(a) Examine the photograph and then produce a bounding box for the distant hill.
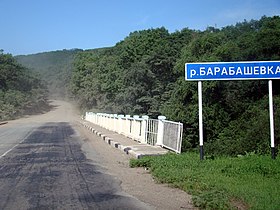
[16,49,83,98]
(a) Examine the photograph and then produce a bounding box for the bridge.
[84,112,183,154]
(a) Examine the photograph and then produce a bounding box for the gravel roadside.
[77,115,196,210]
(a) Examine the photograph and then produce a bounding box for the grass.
[130,152,280,210]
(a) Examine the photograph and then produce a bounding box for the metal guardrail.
[146,119,158,146]
[162,120,183,154]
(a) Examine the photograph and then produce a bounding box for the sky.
[0,0,279,55]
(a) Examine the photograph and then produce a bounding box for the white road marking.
[0,138,26,159]
[0,127,35,159]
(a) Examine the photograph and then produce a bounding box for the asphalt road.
[0,100,153,210]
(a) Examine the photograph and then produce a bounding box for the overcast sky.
[1,0,279,55]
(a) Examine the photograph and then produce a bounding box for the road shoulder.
[77,122,196,210]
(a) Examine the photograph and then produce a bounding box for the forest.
[70,16,280,156]
[14,16,280,156]
[0,50,48,120]
[16,49,82,99]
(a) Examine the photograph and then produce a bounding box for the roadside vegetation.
[0,51,48,120]
[130,153,280,210]
[69,16,280,156]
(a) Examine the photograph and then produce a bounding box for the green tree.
[0,51,48,120]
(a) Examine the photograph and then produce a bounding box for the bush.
[205,96,280,156]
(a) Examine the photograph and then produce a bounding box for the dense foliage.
[71,27,195,113]
[16,49,82,98]
[0,50,47,120]
[162,16,280,155]
[15,16,280,156]
[70,16,280,156]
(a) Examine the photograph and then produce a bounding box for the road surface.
[0,100,152,209]
[0,100,195,210]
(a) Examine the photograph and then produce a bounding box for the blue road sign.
[185,61,280,81]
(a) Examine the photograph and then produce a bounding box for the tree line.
[70,16,280,156]
[16,49,82,99]
[0,50,48,120]
[15,16,280,156]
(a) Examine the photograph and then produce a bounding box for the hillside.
[70,16,280,156]
[0,51,48,120]
[13,16,280,156]
[16,49,83,98]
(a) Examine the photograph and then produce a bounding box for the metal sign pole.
[268,80,276,159]
[198,81,204,160]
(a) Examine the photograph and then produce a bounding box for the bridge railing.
[84,112,183,153]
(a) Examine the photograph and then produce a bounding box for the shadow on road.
[0,122,150,209]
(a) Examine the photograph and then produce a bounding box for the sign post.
[198,81,204,160]
[269,80,276,159]
[185,61,280,160]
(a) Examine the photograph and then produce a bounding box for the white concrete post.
[96,113,99,125]
[125,115,131,137]
[118,115,124,134]
[110,114,114,131]
[91,113,93,124]
[156,116,166,146]
[101,113,104,127]
[141,115,149,144]
[133,115,140,141]
[113,114,118,132]
[107,114,110,129]
[100,113,103,127]
[104,113,107,128]
[104,113,107,127]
